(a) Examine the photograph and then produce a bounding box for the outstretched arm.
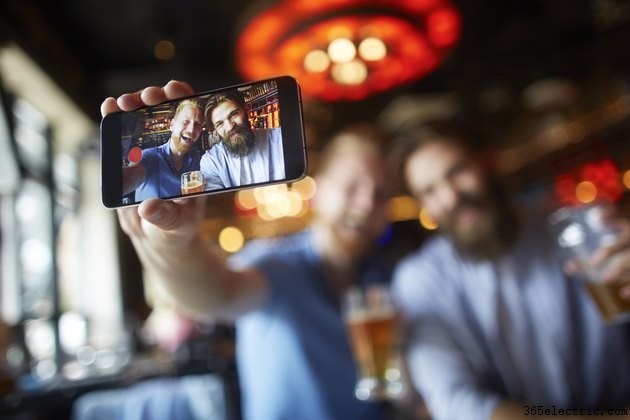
[102,81,269,321]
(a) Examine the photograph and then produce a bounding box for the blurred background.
[0,0,629,418]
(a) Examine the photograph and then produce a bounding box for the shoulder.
[396,235,457,275]
[141,145,162,158]
[255,128,282,141]
[392,235,461,315]
[202,142,225,158]
[201,143,227,169]
[139,146,164,168]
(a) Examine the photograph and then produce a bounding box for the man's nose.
[184,121,196,132]
[223,120,234,132]
[355,187,378,213]
[437,182,459,212]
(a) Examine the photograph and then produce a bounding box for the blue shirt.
[135,141,201,202]
[200,128,285,190]
[392,214,630,420]
[230,231,393,420]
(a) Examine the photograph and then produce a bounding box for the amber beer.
[346,310,398,383]
[585,280,630,323]
[343,285,404,401]
[181,171,204,195]
[182,180,203,194]
[549,203,630,323]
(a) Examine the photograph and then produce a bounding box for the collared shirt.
[229,230,393,420]
[200,128,285,190]
[135,141,201,201]
[392,214,630,420]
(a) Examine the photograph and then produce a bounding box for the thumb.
[138,198,183,230]
[140,197,208,231]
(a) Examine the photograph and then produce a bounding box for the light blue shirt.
[134,141,201,202]
[392,214,630,420]
[200,128,285,191]
[230,231,393,420]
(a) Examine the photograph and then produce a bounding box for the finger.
[137,199,175,228]
[117,91,147,111]
[137,198,200,232]
[599,253,630,283]
[101,97,121,117]
[592,235,630,266]
[163,80,195,100]
[108,81,194,116]
[139,86,171,106]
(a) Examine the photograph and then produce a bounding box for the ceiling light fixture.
[234,0,461,101]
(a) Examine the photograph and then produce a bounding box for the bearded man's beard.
[222,125,255,157]
[173,131,195,154]
[439,179,520,261]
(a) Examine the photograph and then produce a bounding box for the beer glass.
[343,284,405,401]
[548,202,630,323]
[181,171,204,195]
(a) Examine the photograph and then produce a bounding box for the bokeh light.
[419,207,438,230]
[575,181,597,203]
[154,39,176,61]
[218,226,245,253]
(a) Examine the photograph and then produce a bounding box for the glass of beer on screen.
[549,202,630,323]
[181,170,204,195]
[343,284,405,401]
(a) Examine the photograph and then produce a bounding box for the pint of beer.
[181,171,204,195]
[343,285,405,401]
[549,202,630,323]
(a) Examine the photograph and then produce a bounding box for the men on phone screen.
[200,90,285,190]
[123,99,204,201]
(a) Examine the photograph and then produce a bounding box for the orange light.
[555,158,622,206]
[235,0,461,101]
[419,208,438,230]
[575,181,597,204]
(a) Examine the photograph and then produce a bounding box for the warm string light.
[234,176,316,221]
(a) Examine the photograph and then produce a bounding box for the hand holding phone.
[101,76,307,208]
[102,80,209,253]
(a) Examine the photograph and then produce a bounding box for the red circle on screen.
[128,147,142,163]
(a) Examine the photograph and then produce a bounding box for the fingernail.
[149,207,165,221]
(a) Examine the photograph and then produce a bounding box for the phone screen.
[100,76,307,208]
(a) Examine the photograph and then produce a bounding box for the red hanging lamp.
[234,0,461,101]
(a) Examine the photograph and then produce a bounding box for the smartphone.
[100,75,307,208]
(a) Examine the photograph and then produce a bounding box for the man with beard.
[123,98,204,201]
[96,79,400,420]
[390,120,630,420]
[200,90,285,190]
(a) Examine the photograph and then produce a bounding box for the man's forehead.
[327,151,384,180]
[414,140,467,163]
[178,105,203,118]
[211,100,241,119]
[406,141,467,183]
